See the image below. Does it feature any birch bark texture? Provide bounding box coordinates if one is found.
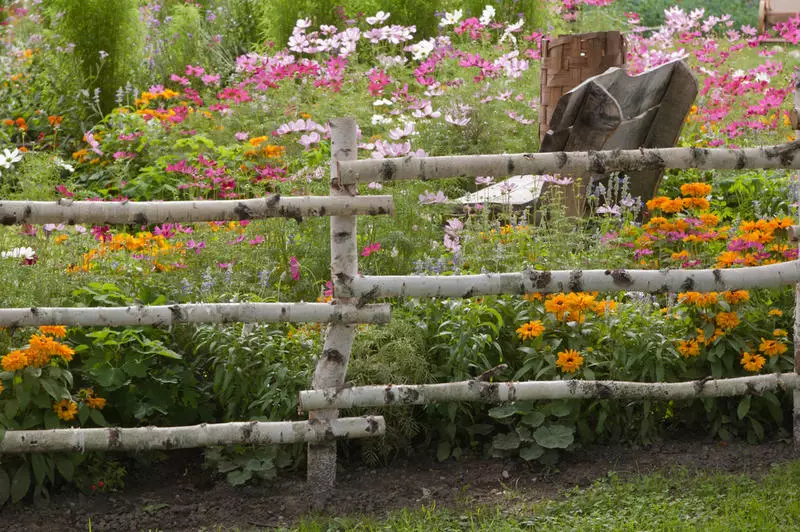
[0,196,393,225]
[299,373,800,410]
[341,261,800,301]
[307,118,360,496]
[0,417,385,454]
[336,142,800,184]
[0,303,391,327]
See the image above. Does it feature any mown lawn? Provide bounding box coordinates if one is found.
[290,460,800,531]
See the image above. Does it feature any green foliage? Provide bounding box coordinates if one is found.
[489,400,577,467]
[204,445,292,486]
[612,0,759,29]
[190,322,315,422]
[48,0,144,115]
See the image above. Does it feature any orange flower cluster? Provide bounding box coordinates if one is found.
[68,231,184,273]
[680,182,712,197]
[79,388,107,410]
[741,352,766,372]
[0,330,75,371]
[244,143,285,159]
[543,292,617,322]
[516,320,545,341]
[647,182,713,214]
[134,88,181,108]
[53,399,78,421]
[2,117,28,131]
[556,349,584,373]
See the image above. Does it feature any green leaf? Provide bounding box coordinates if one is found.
[226,469,252,486]
[4,399,19,420]
[516,425,533,442]
[492,431,521,450]
[43,411,60,430]
[31,455,47,485]
[547,402,571,417]
[436,441,451,462]
[56,457,74,482]
[39,378,66,400]
[78,404,90,425]
[93,367,126,388]
[11,464,30,503]
[534,425,575,449]
[488,404,519,419]
[16,385,30,409]
[737,396,751,420]
[89,409,108,427]
[521,411,546,428]
[519,444,545,461]
[0,468,9,505]
[467,424,494,436]
[121,361,148,378]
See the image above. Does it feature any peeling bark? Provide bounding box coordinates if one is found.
[0,417,385,454]
[299,373,800,410]
[0,303,391,327]
[341,261,800,300]
[336,141,800,184]
[308,117,360,496]
[0,196,394,225]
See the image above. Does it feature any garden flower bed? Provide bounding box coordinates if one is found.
[0,0,799,507]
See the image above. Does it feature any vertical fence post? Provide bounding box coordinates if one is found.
[307,117,359,498]
[793,71,800,449]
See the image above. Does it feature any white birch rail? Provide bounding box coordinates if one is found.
[0,195,394,225]
[299,373,800,410]
[0,303,391,327]
[335,142,800,183]
[0,416,385,454]
[343,261,800,300]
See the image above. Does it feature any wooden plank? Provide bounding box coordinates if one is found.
[563,82,622,151]
[591,66,673,119]
[604,106,661,150]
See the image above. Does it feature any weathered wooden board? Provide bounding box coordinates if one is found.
[456,59,697,211]
[543,59,697,212]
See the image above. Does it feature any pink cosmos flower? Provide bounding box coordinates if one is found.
[419,190,447,204]
[187,239,206,254]
[299,131,321,150]
[91,225,111,243]
[289,256,300,281]
[361,242,381,257]
[56,184,74,198]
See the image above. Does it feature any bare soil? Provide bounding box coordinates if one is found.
[2,440,797,531]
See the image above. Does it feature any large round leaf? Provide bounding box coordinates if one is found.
[519,444,545,461]
[488,404,519,419]
[533,425,574,449]
[492,431,521,450]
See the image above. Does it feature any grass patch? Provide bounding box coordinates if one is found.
[291,460,800,531]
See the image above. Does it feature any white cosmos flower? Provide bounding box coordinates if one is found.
[1,247,36,260]
[439,9,463,27]
[366,11,390,25]
[480,5,496,25]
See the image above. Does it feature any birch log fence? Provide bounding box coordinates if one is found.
[6,116,800,500]
[300,118,800,492]
[0,119,394,498]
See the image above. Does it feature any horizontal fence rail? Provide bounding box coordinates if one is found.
[336,142,800,184]
[0,416,385,454]
[341,261,800,301]
[0,303,392,327]
[299,373,800,411]
[0,195,394,225]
